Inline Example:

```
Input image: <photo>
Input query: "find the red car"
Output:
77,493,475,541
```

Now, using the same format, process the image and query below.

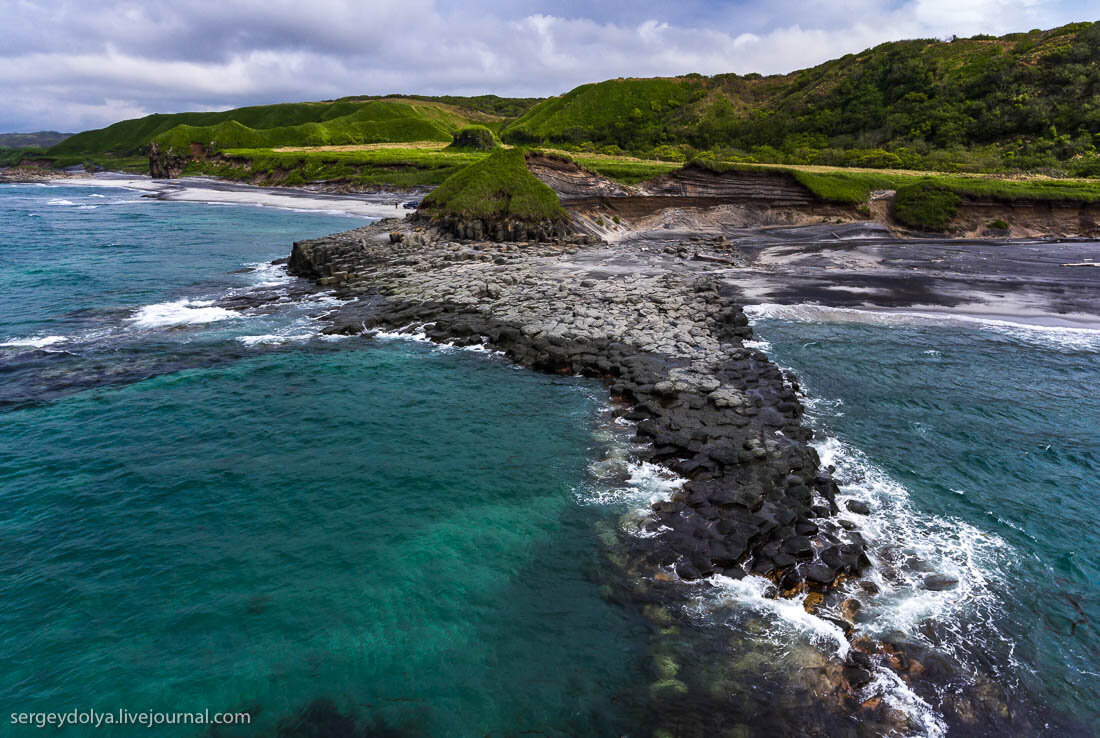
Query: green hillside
0,131,71,148
50,99,499,157
503,22,1100,175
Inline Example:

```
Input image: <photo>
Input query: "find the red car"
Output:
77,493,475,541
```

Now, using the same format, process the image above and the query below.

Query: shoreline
38,173,1100,327
48,173,414,219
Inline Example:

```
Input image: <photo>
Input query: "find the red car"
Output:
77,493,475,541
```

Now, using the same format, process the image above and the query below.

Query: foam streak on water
746,302,1100,352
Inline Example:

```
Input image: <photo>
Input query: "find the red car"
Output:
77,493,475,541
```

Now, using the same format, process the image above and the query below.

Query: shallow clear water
748,305,1100,733
0,184,649,736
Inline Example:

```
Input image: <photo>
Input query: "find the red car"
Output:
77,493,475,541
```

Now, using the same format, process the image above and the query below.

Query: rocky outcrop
147,142,191,179
526,153,634,203
421,215,579,243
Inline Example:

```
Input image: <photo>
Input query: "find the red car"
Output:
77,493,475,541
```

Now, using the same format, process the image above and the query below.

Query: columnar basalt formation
288,220,872,607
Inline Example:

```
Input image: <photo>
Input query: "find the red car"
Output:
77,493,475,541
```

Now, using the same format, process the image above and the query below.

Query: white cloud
0,0,1088,131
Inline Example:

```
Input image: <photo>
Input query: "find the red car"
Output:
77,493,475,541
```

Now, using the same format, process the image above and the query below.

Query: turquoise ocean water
747,304,1099,734
1,181,1097,736
0,184,650,736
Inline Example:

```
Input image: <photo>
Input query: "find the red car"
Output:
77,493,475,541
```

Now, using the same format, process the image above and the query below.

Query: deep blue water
748,304,1100,733
0,184,649,736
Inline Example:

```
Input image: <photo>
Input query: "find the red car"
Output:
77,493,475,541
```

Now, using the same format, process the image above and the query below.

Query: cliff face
528,157,836,220
147,142,191,179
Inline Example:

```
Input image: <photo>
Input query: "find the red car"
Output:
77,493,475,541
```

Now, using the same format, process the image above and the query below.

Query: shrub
987,218,1009,229
893,181,961,230
445,125,500,151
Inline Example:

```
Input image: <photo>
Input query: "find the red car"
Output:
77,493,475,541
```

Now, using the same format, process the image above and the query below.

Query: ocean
1,181,1096,736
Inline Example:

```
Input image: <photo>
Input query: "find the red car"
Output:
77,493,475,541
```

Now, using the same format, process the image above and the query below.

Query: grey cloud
0,0,1088,132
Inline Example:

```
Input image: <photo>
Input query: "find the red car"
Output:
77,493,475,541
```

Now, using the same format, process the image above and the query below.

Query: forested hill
38,21,1100,176
503,22,1100,174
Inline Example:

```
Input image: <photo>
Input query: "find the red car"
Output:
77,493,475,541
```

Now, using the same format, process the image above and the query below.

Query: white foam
700,573,852,656
237,333,312,346
580,458,685,509
1,335,68,348
128,298,238,328
243,260,293,288
742,337,772,352
77,205,97,210
746,303,1100,353
861,669,947,737
47,198,75,206
814,435,1011,652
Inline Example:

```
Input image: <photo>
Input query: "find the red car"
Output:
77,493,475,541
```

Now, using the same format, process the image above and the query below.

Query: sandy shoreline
47,174,1100,328
52,173,415,219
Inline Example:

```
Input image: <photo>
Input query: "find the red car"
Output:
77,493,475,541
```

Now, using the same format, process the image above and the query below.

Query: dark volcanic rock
845,500,871,515
285,218,871,598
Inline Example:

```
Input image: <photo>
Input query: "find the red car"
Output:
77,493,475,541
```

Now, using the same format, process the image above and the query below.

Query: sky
0,0,1094,133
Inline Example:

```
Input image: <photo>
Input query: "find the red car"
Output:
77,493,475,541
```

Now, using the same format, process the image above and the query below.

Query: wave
46,198,75,206
128,298,239,328
1,335,68,349
241,260,295,289
746,303,1100,352
237,333,314,346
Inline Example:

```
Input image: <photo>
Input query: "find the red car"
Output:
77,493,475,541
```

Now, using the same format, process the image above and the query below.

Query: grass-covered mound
444,126,501,151
419,148,566,222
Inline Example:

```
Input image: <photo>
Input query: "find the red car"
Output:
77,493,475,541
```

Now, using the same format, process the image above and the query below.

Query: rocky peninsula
278,211,1051,735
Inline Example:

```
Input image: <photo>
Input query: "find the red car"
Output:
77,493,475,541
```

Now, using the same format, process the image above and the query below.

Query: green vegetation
0,132,71,148
0,147,43,166
187,147,485,188
566,154,679,184
445,125,501,151
987,218,1010,229
152,101,471,151
689,156,1100,229
335,94,542,119
420,148,566,222
50,99,496,158
893,182,962,229
503,22,1100,176
0,146,148,173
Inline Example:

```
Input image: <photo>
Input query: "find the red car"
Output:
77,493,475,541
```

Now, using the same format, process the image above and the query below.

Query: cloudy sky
0,0,1094,133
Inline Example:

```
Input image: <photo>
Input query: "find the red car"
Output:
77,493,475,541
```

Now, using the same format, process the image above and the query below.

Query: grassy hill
50,98,504,158
503,22,1100,175
0,131,72,148
30,21,1100,180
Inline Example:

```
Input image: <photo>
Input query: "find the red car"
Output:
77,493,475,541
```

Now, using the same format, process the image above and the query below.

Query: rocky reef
281,216,1055,735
